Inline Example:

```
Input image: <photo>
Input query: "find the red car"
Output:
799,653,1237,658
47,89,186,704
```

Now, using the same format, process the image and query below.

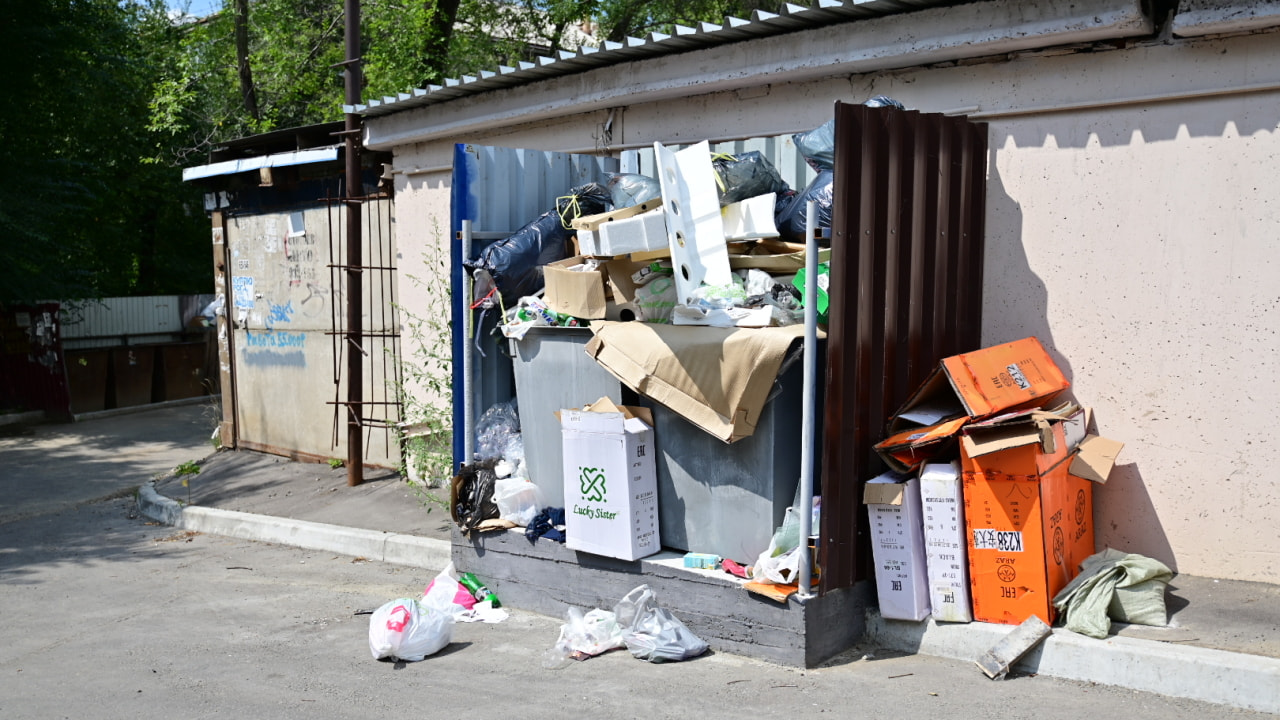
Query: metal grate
326,191,402,464
820,102,988,593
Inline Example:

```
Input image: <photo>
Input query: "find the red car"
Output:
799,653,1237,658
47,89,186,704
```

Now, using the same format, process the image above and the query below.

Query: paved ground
3,403,1279,715
0,495,1268,720
0,400,215,524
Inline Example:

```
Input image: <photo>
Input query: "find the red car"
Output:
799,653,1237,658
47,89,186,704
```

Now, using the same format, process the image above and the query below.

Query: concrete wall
224,203,400,467
373,28,1280,582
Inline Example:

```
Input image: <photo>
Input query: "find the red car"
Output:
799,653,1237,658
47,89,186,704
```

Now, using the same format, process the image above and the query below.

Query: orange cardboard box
961,415,1094,626
876,337,1070,473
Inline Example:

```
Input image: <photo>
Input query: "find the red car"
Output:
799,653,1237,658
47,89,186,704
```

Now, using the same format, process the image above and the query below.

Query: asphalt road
0,493,1266,719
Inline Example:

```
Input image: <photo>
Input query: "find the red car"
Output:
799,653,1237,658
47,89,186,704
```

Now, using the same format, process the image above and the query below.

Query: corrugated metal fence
820,102,988,593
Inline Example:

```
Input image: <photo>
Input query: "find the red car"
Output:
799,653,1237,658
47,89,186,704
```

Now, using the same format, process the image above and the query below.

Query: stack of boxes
867,337,1123,625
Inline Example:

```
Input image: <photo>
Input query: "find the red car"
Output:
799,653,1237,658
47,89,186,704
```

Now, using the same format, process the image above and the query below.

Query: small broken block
975,614,1052,680
683,552,721,569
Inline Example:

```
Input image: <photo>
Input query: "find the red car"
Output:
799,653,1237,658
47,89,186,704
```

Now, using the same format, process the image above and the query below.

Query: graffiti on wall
242,329,307,367
232,276,255,309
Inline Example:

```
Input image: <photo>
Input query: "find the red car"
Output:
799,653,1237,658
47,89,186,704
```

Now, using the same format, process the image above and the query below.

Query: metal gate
326,191,402,469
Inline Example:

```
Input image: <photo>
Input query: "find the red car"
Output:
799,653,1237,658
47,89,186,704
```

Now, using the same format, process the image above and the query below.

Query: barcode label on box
1006,363,1031,390
972,529,1024,552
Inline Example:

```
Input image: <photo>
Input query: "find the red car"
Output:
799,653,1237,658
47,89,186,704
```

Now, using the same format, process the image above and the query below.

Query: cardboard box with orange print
876,337,1070,473
960,404,1121,626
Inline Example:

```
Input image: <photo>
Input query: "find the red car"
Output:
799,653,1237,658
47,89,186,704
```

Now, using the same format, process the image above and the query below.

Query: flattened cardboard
960,404,1083,459
543,256,609,319
874,417,969,474
585,321,804,443
892,337,1070,434
1070,434,1124,483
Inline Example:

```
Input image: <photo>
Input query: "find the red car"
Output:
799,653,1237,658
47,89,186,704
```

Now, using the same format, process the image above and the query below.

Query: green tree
0,0,209,304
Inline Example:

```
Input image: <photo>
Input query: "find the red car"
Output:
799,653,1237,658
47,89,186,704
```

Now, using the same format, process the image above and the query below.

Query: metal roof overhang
181,146,340,182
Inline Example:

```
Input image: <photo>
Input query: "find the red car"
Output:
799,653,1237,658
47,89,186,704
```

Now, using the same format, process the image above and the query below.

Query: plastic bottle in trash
458,572,501,608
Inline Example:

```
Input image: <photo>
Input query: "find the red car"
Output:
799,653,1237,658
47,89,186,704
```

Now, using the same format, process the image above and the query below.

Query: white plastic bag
492,477,544,527
368,596,453,661
752,506,802,584
614,585,708,663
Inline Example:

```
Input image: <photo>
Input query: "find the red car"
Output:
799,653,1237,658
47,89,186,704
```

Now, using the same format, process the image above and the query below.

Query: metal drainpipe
796,200,818,598
343,0,364,486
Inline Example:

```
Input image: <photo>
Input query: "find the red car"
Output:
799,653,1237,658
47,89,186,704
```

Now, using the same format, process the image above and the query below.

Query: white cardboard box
865,471,931,621
919,461,973,622
578,208,669,257
561,398,660,561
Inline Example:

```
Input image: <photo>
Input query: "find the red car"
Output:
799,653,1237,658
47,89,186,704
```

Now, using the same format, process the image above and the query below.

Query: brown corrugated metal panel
1,304,72,418
819,102,987,593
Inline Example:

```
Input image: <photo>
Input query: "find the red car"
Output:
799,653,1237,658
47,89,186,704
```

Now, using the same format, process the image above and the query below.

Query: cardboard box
919,461,972,623
961,408,1106,626
865,471,931,621
876,337,1070,472
561,397,660,561
544,256,608,320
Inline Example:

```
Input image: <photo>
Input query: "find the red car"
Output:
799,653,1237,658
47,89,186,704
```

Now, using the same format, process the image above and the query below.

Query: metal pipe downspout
344,0,364,486
796,200,818,598
461,220,475,464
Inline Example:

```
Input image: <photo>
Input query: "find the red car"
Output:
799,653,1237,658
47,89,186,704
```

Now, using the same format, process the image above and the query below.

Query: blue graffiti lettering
242,350,306,368
266,300,295,327
244,330,306,349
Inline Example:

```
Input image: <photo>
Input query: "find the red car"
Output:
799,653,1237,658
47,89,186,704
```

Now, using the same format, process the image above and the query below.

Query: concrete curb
137,482,452,571
865,610,1280,714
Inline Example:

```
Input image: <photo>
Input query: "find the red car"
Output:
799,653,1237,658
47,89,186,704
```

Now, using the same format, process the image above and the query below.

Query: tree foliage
0,0,209,304
0,0,786,304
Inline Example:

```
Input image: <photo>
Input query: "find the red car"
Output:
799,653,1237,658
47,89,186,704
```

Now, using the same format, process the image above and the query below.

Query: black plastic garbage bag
464,183,610,305
450,459,500,534
713,151,791,207
774,169,834,244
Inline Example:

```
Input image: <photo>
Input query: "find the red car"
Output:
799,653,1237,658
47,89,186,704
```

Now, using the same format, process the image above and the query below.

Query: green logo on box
579,467,606,502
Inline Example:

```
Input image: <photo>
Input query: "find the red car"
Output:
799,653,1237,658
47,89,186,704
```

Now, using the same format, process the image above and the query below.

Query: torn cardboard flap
1070,434,1124,483
585,321,804,443
556,396,654,432
728,244,832,272
873,416,969,474
960,402,1083,458
582,396,655,428
864,471,912,505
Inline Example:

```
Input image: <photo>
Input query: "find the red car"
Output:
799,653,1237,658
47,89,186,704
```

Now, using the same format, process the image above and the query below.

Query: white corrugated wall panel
60,296,184,348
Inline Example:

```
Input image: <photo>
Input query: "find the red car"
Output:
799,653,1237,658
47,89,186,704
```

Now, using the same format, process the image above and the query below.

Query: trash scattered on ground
368,573,459,662
544,584,708,667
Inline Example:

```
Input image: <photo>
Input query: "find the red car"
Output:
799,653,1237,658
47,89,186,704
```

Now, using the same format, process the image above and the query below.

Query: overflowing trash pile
462,100,885,335
860,336,1165,657
412,95,1163,668
448,104,875,587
